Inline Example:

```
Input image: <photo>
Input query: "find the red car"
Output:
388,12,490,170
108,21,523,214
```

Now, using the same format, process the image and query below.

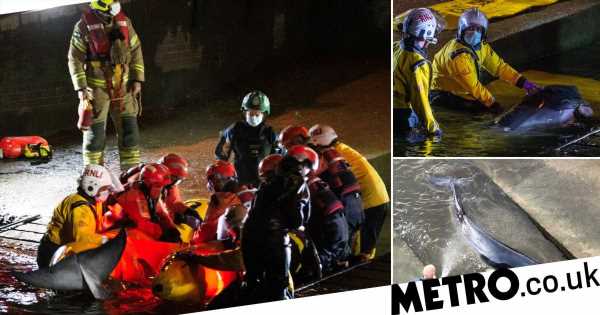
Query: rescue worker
306,166,350,272
214,91,278,187
192,161,255,244
394,8,442,139
68,0,145,170
309,124,389,261
257,154,283,184
241,145,313,302
431,8,540,113
103,163,180,241
278,125,310,153
119,153,200,228
37,164,115,268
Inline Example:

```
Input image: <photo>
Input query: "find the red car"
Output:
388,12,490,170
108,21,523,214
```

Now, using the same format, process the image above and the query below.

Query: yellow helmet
90,0,114,12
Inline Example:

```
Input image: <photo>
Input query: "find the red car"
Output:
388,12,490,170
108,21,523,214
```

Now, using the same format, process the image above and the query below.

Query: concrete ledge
474,159,600,259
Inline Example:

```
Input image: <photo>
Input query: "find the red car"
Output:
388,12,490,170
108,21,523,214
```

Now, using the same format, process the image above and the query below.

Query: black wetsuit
241,157,310,302
306,177,350,272
215,121,277,187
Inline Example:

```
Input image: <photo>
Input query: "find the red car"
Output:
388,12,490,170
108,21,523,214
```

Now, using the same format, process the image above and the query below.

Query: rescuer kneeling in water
192,161,255,244
241,145,313,302
104,163,181,241
430,8,540,113
38,164,116,268
308,124,390,261
394,8,443,139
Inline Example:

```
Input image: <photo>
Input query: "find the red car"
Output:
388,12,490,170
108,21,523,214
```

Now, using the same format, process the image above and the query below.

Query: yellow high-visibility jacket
432,39,522,107
45,193,104,246
393,42,439,134
68,14,145,91
333,142,389,210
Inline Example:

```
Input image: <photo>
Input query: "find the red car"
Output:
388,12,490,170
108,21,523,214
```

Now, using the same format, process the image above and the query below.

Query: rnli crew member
430,8,540,113
309,124,389,261
394,8,442,139
37,164,115,268
68,0,145,170
242,145,313,302
103,163,180,241
215,91,278,187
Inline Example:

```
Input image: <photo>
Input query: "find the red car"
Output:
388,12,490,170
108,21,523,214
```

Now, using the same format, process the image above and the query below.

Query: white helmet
78,164,114,198
308,124,338,147
458,8,489,39
403,8,438,44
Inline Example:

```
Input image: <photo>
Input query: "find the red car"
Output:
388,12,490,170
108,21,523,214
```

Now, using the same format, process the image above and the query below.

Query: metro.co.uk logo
392,262,600,314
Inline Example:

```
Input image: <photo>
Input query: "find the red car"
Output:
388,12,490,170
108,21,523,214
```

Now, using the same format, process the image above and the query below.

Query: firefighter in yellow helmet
68,0,145,170
37,164,116,268
430,8,540,113
394,8,442,141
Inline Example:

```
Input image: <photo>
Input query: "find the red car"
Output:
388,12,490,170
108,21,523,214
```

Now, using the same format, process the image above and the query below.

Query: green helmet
241,91,270,115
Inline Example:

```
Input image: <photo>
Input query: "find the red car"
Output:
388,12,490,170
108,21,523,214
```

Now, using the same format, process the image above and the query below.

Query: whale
445,179,539,268
496,85,593,131
12,229,126,300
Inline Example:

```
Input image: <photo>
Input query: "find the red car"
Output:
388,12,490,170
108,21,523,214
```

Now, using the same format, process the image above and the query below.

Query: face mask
110,2,121,16
96,190,110,203
246,112,264,127
463,31,482,47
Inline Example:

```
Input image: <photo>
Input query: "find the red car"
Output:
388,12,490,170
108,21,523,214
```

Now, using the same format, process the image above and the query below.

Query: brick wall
0,0,389,136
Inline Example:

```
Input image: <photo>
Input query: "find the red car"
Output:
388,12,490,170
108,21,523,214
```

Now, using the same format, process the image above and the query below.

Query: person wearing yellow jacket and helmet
37,164,117,268
394,8,442,140
308,124,390,261
68,0,145,170
430,8,540,113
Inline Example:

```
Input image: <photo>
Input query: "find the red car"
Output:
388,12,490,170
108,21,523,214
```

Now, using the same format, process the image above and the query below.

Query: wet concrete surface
393,159,567,279
392,238,423,284
0,56,391,313
474,159,600,259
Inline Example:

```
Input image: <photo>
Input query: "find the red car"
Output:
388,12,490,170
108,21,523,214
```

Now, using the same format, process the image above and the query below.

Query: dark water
395,40,600,157
393,160,566,277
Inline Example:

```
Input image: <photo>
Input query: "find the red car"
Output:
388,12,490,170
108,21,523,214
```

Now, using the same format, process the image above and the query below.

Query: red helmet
140,163,172,197
278,125,309,149
258,154,283,179
286,145,319,172
206,160,237,192
206,160,237,179
158,153,189,179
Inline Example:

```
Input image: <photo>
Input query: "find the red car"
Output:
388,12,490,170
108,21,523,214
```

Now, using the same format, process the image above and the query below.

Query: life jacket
227,122,276,185
317,147,361,197
0,136,51,159
81,9,130,62
307,176,344,217
115,185,163,240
